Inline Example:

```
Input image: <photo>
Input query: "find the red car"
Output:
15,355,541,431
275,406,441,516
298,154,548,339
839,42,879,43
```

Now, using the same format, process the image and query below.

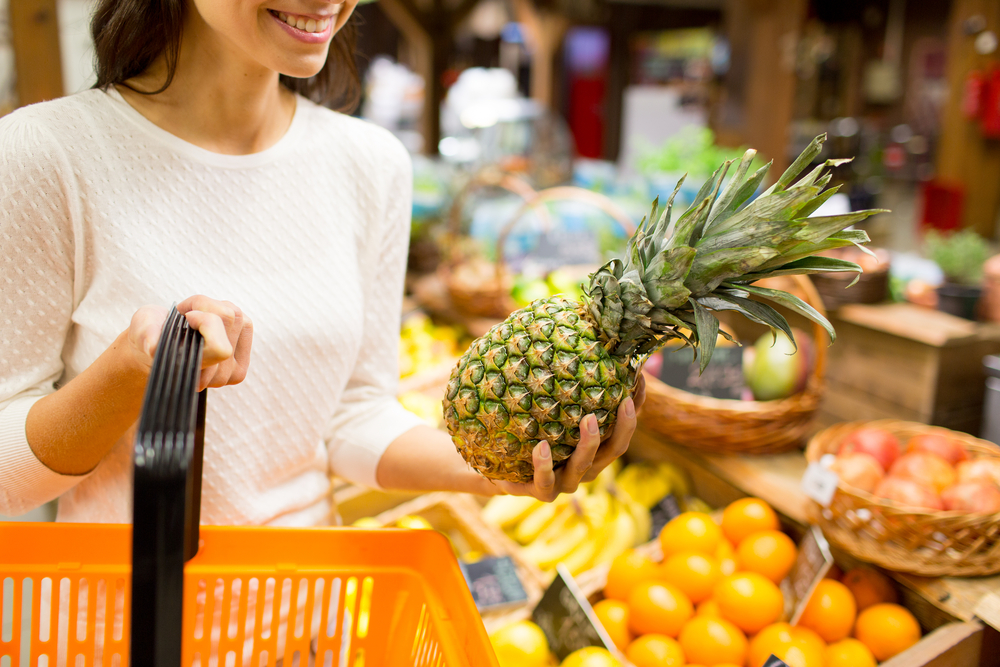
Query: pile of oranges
595,498,922,667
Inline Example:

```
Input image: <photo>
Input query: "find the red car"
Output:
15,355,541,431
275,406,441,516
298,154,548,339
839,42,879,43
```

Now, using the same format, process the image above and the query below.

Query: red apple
830,453,884,493
955,458,1000,488
838,428,901,472
642,352,663,378
873,478,944,511
941,482,1000,514
888,452,956,494
906,434,969,466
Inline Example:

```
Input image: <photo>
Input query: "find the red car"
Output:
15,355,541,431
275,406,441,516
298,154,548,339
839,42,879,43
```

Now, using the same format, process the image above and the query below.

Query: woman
0,0,643,524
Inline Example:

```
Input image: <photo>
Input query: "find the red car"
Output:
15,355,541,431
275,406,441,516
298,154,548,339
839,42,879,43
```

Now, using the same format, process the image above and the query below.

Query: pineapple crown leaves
583,133,888,371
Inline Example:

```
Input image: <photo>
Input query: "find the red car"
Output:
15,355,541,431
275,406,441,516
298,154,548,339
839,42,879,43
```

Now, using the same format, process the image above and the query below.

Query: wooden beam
377,0,437,152
936,0,1000,239
9,0,63,106
448,0,481,31
511,0,569,109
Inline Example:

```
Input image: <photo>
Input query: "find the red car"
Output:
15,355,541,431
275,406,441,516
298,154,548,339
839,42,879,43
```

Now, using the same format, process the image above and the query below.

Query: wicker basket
805,419,1000,577
639,274,828,455
442,172,635,320
812,268,890,310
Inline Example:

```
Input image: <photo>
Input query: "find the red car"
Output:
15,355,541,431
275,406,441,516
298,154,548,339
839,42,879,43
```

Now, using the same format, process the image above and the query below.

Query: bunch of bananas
482,461,692,579
399,313,466,378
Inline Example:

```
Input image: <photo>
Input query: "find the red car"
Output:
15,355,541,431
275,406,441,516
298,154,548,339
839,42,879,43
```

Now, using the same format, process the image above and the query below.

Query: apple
642,352,663,378
873,478,944,511
906,434,969,466
830,453,884,493
955,458,1000,488
838,428,901,472
888,452,956,494
743,329,813,401
941,482,1000,514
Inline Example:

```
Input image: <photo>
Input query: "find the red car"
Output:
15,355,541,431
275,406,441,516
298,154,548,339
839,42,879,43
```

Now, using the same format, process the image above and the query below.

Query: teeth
276,11,331,33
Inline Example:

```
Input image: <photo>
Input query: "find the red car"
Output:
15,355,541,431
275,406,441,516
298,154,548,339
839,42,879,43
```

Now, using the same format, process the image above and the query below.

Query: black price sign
659,345,746,400
459,556,528,612
531,565,616,660
650,493,683,538
783,526,835,625
763,656,792,667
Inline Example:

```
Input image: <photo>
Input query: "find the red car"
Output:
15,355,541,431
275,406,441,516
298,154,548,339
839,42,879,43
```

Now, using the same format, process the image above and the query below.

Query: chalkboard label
763,656,792,667
650,493,683,538
531,565,616,660
785,526,835,625
459,556,528,612
659,345,746,400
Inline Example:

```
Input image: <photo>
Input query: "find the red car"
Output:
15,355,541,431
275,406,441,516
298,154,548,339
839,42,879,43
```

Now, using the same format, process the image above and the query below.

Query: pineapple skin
443,296,634,484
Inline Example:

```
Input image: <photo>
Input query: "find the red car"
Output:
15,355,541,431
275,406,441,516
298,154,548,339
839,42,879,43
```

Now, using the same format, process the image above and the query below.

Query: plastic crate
0,522,497,667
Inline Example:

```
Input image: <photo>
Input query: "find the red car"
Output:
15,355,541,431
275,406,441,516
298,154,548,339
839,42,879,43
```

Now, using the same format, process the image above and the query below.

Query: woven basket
805,419,1000,577
812,268,890,310
639,274,828,455
442,173,635,320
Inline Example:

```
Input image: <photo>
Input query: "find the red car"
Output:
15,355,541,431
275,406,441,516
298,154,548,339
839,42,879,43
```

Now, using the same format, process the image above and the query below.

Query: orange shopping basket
1,308,498,667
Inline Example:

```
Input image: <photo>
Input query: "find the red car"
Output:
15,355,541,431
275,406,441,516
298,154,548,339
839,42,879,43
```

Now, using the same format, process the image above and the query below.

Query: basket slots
0,524,488,667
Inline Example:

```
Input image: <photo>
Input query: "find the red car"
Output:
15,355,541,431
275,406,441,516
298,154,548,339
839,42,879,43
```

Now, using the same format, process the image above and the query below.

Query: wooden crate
818,303,1000,435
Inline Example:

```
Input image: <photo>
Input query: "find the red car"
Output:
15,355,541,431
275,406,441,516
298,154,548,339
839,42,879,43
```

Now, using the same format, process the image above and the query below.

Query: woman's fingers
531,441,557,502
128,305,169,363
558,414,602,491
582,396,638,481
633,373,647,412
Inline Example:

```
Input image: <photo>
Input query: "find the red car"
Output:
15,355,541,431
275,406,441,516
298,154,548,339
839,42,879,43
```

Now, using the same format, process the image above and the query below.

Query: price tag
531,565,616,660
763,656,792,667
659,346,746,400
650,494,683,538
784,526,835,625
801,460,839,507
459,556,528,612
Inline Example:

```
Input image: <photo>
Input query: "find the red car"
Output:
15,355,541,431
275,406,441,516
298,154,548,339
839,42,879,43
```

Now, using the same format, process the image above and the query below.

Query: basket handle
443,168,542,266
493,186,637,286
131,306,207,667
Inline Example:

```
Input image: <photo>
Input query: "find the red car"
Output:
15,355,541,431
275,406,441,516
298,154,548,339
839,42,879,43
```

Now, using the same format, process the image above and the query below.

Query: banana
514,495,570,545
624,495,653,546
521,513,591,570
590,499,638,567
481,495,542,529
561,530,602,576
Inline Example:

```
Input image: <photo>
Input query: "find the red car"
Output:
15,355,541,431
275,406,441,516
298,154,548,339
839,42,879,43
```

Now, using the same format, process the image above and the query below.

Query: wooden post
936,0,1000,239
714,0,806,174
511,0,569,109
9,0,64,106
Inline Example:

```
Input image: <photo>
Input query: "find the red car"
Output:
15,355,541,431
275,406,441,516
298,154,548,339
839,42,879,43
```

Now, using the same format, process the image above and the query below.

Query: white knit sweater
0,88,423,526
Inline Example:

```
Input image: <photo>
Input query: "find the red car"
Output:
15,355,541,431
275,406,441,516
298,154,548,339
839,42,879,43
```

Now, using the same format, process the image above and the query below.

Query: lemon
350,517,382,528
394,515,434,530
560,647,622,667
489,621,551,667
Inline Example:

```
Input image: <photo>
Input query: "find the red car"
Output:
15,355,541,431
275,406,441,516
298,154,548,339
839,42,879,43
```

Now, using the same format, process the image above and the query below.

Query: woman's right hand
127,295,253,391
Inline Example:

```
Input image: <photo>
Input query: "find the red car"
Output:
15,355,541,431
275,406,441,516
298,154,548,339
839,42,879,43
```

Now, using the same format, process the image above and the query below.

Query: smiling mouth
267,7,340,33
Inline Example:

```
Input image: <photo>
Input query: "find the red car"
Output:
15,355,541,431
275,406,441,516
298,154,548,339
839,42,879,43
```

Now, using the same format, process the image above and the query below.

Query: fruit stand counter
626,425,1000,634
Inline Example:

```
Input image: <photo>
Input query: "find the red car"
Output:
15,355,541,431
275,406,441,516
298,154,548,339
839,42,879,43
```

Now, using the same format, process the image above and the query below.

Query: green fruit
744,331,802,400
512,277,553,306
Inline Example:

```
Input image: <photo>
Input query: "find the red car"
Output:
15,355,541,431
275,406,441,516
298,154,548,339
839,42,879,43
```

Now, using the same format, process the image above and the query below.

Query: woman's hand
490,374,647,502
127,295,253,391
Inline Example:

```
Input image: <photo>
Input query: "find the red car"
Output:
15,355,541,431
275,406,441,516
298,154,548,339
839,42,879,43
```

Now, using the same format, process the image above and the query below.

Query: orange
747,623,795,667
840,566,898,611
736,530,797,584
715,540,739,576
624,634,684,667
825,638,877,667
770,640,825,667
695,598,722,617
659,512,723,559
678,615,748,667
797,579,856,642
721,498,779,545
713,572,783,635
854,603,921,661
627,581,693,638
592,599,632,652
604,550,660,602
792,626,827,657
659,551,722,603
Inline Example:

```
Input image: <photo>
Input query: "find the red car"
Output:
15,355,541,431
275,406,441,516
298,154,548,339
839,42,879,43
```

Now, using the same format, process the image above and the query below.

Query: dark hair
90,0,361,112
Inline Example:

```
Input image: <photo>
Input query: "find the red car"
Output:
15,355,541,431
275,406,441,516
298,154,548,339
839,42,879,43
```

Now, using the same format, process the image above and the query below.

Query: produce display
445,134,882,484
398,312,466,378
828,426,1000,513
486,496,923,667
480,461,703,578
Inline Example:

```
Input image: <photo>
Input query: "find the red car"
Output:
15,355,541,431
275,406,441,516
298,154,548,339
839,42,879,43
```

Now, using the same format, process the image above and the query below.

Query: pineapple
444,134,884,483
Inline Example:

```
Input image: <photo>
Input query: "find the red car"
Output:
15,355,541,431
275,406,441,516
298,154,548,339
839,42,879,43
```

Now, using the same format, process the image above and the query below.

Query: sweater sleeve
0,111,88,516
325,130,423,489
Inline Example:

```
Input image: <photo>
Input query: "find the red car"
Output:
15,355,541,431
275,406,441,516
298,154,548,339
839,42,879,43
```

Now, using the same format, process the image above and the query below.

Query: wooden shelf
627,425,1000,632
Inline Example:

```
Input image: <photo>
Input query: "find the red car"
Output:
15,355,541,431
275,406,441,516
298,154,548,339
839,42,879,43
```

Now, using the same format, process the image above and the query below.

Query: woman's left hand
490,374,647,502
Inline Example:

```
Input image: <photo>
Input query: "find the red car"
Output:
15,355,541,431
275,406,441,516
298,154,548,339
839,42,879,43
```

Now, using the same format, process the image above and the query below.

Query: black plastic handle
131,306,206,667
